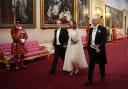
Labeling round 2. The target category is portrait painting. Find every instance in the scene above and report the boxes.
[40,0,76,29]
[0,0,36,28]
[111,7,123,29]
[77,0,89,28]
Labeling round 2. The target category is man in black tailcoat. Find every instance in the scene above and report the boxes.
[49,20,69,74]
[84,16,107,85]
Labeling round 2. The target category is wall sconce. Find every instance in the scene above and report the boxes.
[106,12,111,18]
[95,8,102,16]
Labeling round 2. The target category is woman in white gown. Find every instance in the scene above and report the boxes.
[63,20,88,75]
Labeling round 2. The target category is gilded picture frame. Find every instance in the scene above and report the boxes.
[77,0,90,28]
[111,7,123,29]
[105,5,111,28]
[0,0,36,28]
[40,0,76,29]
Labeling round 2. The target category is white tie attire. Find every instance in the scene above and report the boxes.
[91,24,99,49]
[56,28,61,45]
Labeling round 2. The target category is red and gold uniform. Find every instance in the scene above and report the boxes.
[85,25,90,42]
[11,26,28,69]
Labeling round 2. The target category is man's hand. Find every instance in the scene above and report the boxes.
[63,45,67,49]
[96,48,101,53]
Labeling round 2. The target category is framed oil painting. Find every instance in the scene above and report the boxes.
[105,5,111,28]
[40,0,76,29]
[77,0,89,28]
[111,7,123,29]
[0,0,36,28]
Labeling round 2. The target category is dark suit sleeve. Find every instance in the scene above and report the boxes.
[99,27,107,50]
[53,29,56,47]
[63,28,69,45]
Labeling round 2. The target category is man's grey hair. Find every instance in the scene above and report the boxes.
[92,16,100,20]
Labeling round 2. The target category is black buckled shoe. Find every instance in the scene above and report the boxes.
[84,80,92,86]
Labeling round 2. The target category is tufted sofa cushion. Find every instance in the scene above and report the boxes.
[25,40,41,52]
[0,40,49,62]
[0,43,12,55]
[116,32,125,39]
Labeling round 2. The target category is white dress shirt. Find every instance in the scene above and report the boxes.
[56,28,61,45]
[91,24,99,49]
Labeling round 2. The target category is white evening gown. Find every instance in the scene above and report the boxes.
[63,29,88,72]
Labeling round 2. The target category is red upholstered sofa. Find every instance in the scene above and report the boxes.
[116,32,125,40]
[0,40,49,69]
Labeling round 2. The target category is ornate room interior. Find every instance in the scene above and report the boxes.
[0,0,128,89]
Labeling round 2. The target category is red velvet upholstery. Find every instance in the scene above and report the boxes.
[25,41,41,52]
[0,40,49,62]
[116,32,125,40]
[0,43,12,54]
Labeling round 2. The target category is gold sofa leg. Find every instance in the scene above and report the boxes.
[4,56,10,69]
[3,54,10,69]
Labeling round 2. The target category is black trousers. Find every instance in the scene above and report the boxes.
[88,51,105,81]
[50,45,66,73]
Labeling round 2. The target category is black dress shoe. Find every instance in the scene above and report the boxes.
[21,65,27,69]
[15,67,20,71]
[101,76,106,80]
[84,80,92,86]
[49,70,55,75]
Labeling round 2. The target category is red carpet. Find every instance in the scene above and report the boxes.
[0,39,128,89]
